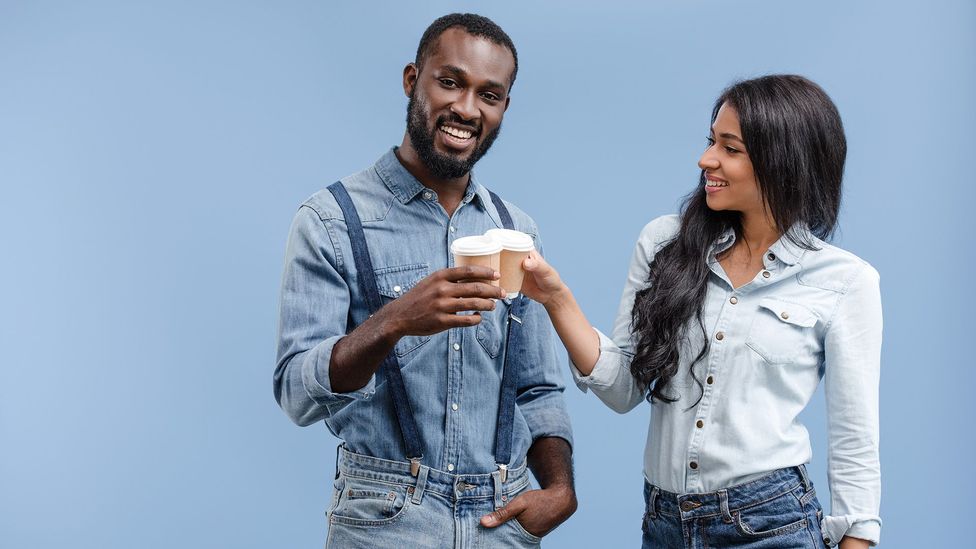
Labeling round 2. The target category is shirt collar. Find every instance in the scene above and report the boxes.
[373,147,490,210]
[707,223,811,266]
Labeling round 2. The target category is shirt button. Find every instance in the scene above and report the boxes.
[781,311,790,320]
[450,226,456,233]
[452,403,459,411]
[715,332,724,341]
[762,271,771,278]
[696,420,704,428]
[447,463,455,472]
[423,191,433,200]
[393,285,401,293]
[729,296,738,305]
[453,343,460,351]
[706,376,714,385]
[767,253,776,261]
[689,461,698,470]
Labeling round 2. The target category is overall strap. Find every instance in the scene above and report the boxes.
[327,181,424,474]
[487,188,522,481]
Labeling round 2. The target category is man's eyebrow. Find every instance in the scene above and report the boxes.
[441,64,507,92]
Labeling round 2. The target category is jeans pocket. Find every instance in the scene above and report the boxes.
[732,490,809,539]
[329,476,410,527]
[509,517,543,544]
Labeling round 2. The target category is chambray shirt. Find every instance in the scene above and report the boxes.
[573,215,882,545]
[275,148,572,475]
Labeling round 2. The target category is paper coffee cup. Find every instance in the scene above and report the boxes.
[485,229,534,298]
[451,235,502,287]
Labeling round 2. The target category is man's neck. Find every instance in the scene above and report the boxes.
[396,136,470,216]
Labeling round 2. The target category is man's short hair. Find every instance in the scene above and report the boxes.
[414,13,518,89]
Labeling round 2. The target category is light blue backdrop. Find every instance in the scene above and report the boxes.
[2,1,972,547]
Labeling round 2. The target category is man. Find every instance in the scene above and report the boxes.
[274,13,576,547]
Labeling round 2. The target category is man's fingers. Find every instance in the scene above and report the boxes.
[443,265,499,283]
[480,497,527,528]
[445,298,496,314]
[447,281,505,299]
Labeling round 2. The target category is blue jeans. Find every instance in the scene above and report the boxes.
[642,466,830,548]
[326,447,542,548]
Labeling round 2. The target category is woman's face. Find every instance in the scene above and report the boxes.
[698,103,765,217]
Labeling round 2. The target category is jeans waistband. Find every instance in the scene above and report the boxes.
[644,465,814,520]
[338,446,530,504]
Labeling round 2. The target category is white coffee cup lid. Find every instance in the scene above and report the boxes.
[451,235,503,256]
[484,229,534,252]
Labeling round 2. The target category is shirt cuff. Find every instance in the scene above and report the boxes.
[570,329,628,392]
[821,513,881,546]
[301,335,376,409]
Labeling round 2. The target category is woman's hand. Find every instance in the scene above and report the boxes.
[520,251,567,306]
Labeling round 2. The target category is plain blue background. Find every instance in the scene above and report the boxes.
[1,1,972,547]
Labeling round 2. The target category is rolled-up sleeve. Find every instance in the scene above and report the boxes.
[822,264,883,545]
[274,205,375,427]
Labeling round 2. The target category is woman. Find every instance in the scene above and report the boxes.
[521,75,881,548]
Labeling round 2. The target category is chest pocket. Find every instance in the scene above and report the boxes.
[475,299,506,358]
[745,297,819,364]
[374,263,431,357]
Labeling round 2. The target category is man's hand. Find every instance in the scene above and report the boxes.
[479,484,577,537]
[479,437,576,538]
[329,265,503,393]
[380,265,505,338]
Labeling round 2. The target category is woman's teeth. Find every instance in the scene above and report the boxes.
[706,180,729,187]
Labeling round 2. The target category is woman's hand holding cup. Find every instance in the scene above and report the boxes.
[520,251,568,306]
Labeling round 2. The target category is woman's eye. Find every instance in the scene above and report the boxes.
[725,146,740,154]
[705,136,715,146]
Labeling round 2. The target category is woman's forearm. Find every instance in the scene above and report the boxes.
[543,286,601,375]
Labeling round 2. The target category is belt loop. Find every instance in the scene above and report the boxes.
[647,486,659,519]
[718,489,733,523]
[411,465,429,505]
[492,469,506,509]
[796,464,812,491]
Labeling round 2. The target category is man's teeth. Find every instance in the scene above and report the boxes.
[706,180,729,187]
[440,125,473,139]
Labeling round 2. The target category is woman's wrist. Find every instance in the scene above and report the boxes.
[542,283,574,311]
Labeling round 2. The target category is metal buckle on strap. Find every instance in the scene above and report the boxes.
[497,463,508,483]
[509,313,522,324]
[409,457,422,477]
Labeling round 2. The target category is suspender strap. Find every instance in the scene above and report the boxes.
[488,189,522,480]
[327,182,424,471]
[488,190,514,230]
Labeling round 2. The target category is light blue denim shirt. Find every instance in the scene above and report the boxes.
[275,148,572,475]
[573,215,882,546]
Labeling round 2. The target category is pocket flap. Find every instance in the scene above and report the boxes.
[757,297,818,328]
[374,263,429,298]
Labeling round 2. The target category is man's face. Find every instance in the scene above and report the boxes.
[405,28,514,179]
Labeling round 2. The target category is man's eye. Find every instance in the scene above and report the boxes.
[440,79,458,88]
[480,92,499,102]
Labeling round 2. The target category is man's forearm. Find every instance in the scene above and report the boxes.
[329,308,401,393]
[527,436,575,491]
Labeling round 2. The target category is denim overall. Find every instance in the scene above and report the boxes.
[323,182,540,548]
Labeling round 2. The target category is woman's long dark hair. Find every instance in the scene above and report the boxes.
[630,74,847,404]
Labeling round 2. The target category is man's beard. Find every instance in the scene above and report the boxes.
[406,90,501,180]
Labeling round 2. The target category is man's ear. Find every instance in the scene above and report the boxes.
[403,63,418,97]
[504,95,511,112]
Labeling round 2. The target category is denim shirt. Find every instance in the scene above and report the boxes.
[573,215,882,546]
[275,148,572,475]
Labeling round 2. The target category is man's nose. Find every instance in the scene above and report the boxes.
[450,90,479,122]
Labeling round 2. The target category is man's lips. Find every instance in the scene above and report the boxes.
[438,123,478,150]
